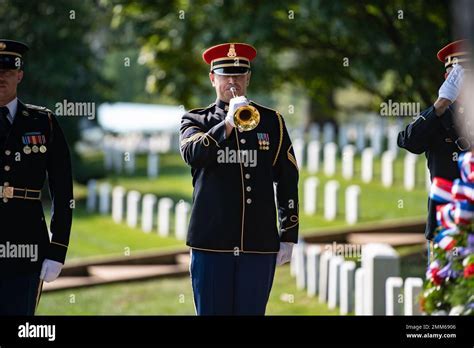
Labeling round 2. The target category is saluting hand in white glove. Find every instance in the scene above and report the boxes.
[438,64,465,103]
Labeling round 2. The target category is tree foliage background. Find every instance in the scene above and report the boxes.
[0,0,456,178]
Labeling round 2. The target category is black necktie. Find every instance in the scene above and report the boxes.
[0,106,11,137]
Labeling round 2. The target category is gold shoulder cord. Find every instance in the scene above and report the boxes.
[273,112,283,166]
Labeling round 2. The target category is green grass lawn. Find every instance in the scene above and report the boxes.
[64,206,185,260]
[37,263,339,315]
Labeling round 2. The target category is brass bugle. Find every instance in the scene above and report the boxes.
[230,87,260,132]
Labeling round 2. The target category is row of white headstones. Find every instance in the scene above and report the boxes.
[301,121,402,157]
[295,141,429,191]
[304,178,361,224]
[86,180,191,240]
[100,140,427,194]
[103,149,160,178]
[291,242,424,315]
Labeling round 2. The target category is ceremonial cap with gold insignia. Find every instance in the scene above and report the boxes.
[437,39,470,76]
[202,43,257,75]
[0,39,28,70]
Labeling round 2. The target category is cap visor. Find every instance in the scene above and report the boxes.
[212,67,250,75]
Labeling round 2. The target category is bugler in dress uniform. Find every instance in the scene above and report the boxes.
[0,40,73,315]
[180,43,299,315]
[398,39,472,261]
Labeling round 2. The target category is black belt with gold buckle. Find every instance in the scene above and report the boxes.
[0,186,42,200]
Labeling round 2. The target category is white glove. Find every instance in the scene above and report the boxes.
[225,96,249,128]
[276,242,294,266]
[40,259,63,283]
[439,64,465,102]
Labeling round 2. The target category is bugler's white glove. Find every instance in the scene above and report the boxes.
[276,242,294,266]
[438,64,465,102]
[40,259,63,283]
[225,96,250,128]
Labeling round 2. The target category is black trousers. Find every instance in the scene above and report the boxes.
[0,271,43,315]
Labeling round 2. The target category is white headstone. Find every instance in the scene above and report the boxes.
[370,124,383,156]
[328,255,344,309]
[99,183,112,215]
[342,145,355,180]
[175,200,191,240]
[307,140,320,174]
[304,177,319,215]
[356,123,365,152]
[292,138,305,170]
[362,243,400,315]
[340,261,356,315]
[324,180,339,221]
[385,277,404,315]
[126,190,141,228]
[323,142,337,177]
[345,185,361,225]
[104,146,113,171]
[404,153,417,191]
[338,124,348,149]
[404,277,423,315]
[112,186,126,223]
[147,152,160,178]
[308,123,320,141]
[157,197,174,237]
[306,245,322,297]
[387,124,400,156]
[361,148,374,183]
[290,246,297,277]
[86,179,97,212]
[113,148,123,174]
[355,267,366,315]
[124,151,136,175]
[141,194,157,233]
[381,151,395,187]
[295,242,307,290]
[323,122,335,143]
[318,250,332,303]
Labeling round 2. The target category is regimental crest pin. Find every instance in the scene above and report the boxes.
[257,132,270,150]
[227,43,237,58]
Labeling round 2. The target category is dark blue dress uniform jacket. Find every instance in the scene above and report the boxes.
[180,100,299,253]
[397,105,463,240]
[0,101,73,274]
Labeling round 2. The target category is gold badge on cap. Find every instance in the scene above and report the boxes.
[0,43,5,50]
[227,44,237,58]
[39,145,47,153]
[23,146,31,155]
